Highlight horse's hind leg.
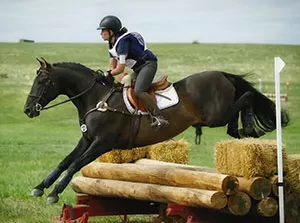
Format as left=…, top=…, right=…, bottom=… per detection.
left=30, top=137, right=91, bottom=197
left=227, top=112, right=240, bottom=138
left=227, top=91, right=255, bottom=137
left=241, top=105, right=254, bottom=135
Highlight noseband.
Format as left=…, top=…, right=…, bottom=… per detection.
left=28, top=69, right=97, bottom=111
left=28, top=70, right=54, bottom=111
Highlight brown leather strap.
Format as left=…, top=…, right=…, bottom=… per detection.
left=127, top=115, right=141, bottom=149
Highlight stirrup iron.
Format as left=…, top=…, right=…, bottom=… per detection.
left=150, top=115, right=169, bottom=128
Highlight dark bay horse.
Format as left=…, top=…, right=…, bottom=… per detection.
left=24, top=58, right=289, bottom=204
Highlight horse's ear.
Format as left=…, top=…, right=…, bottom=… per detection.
left=41, top=57, right=52, bottom=70
left=36, top=57, right=45, bottom=68
left=36, top=57, right=52, bottom=70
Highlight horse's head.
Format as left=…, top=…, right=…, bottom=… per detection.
left=24, top=57, right=59, bottom=118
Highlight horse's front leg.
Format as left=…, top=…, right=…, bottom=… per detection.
left=30, top=136, right=91, bottom=197
left=46, top=137, right=109, bottom=205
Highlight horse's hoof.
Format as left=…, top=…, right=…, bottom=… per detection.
left=46, top=195, right=59, bottom=205
left=30, top=188, right=44, bottom=197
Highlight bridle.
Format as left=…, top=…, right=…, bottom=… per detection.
left=28, top=69, right=97, bottom=111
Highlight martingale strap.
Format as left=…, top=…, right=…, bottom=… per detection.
left=80, top=87, right=138, bottom=124
left=80, top=86, right=141, bottom=149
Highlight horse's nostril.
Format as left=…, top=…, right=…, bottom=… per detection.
left=24, top=108, right=31, bottom=115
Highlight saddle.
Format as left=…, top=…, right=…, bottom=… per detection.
left=126, top=75, right=169, bottom=111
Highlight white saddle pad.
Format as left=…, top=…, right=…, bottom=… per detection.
left=123, top=84, right=179, bottom=115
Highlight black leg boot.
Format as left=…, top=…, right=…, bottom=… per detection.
left=137, top=92, right=169, bottom=129
left=241, top=108, right=254, bottom=135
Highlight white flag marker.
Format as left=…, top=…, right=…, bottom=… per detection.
left=274, top=56, right=286, bottom=223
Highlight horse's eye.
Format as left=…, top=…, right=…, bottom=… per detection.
left=37, top=75, right=48, bottom=84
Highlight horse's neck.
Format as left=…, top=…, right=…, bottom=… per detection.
left=56, top=70, right=107, bottom=112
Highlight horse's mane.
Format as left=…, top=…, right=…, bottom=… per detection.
left=53, top=62, right=118, bottom=87
left=53, top=62, right=96, bottom=77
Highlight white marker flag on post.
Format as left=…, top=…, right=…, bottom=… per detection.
left=274, top=56, right=286, bottom=223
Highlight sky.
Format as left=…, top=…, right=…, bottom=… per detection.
left=1, top=0, right=299, bottom=45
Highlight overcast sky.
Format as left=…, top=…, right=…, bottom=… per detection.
left=1, top=0, right=299, bottom=44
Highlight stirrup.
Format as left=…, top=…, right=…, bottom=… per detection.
left=150, top=115, right=169, bottom=129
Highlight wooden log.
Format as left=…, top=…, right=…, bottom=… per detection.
left=135, top=158, right=218, bottom=173
left=227, top=192, right=252, bottom=216
left=237, top=177, right=271, bottom=200
left=249, top=197, right=278, bottom=217
left=284, top=193, right=300, bottom=223
left=71, top=176, right=228, bottom=209
left=269, top=176, right=291, bottom=196
left=82, top=162, right=238, bottom=195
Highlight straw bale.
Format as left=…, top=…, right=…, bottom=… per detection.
left=146, top=139, right=189, bottom=164
left=97, top=147, right=149, bottom=163
left=214, top=138, right=288, bottom=178
left=97, top=139, right=189, bottom=164
left=285, top=154, right=300, bottom=194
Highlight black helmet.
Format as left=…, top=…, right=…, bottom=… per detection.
left=97, top=15, right=122, bottom=33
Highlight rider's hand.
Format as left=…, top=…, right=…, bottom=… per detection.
left=104, top=70, right=112, bottom=77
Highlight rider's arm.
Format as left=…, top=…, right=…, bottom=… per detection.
left=110, top=58, right=126, bottom=76
left=110, top=39, right=129, bottom=76
left=108, top=58, right=117, bottom=71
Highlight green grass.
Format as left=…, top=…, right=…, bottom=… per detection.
left=0, top=42, right=299, bottom=223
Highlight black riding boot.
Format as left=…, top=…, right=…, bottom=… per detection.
left=137, top=92, right=169, bottom=129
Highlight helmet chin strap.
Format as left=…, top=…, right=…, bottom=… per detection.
left=108, top=30, right=115, bottom=47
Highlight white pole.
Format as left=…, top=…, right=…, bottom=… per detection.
left=274, top=56, right=286, bottom=223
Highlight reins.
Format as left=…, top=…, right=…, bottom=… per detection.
left=42, top=80, right=97, bottom=110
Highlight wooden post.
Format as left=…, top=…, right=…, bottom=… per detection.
left=135, top=158, right=218, bottom=173
left=71, top=176, right=228, bottom=209
left=227, top=192, right=252, bottom=216
left=82, top=162, right=239, bottom=195
left=250, top=197, right=279, bottom=217
left=237, top=177, right=271, bottom=200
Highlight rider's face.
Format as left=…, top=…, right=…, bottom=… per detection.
left=101, top=29, right=111, bottom=41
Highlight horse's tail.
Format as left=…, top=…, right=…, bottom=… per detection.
left=223, top=72, right=289, bottom=133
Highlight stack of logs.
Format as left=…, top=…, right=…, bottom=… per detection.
left=71, top=159, right=286, bottom=220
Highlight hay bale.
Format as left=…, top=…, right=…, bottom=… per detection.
left=146, top=139, right=189, bottom=164
left=214, top=138, right=288, bottom=178
left=97, top=139, right=189, bottom=164
left=97, top=147, right=149, bottom=163
left=285, top=154, right=300, bottom=194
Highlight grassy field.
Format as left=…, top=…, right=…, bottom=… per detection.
left=0, top=42, right=299, bottom=223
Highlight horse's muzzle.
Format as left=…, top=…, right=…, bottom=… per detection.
left=24, top=106, right=40, bottom=118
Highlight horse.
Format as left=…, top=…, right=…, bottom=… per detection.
left=24, top=58, right=289, bottom=204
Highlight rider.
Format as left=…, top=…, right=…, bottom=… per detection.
left=97, top=15, right=169, bottom=128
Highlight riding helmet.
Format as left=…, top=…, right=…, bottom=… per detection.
left=97, top=15, right=122, bottom=33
